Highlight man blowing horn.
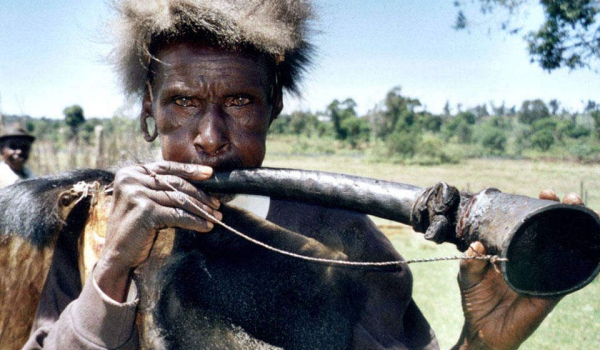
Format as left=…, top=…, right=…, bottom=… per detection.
left=19, top=1, right=567, bottom=349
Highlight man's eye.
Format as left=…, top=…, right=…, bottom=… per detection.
left=173, top=97, right=194, bottom=107
left=225, top=95, right=252, bottom=107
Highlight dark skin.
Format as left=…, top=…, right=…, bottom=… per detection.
left=95, top=40, right=567, bottom=349
left=1, top=137, right=33, bottom=175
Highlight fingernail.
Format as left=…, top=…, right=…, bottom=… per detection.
left=199, top=166, right=213, bottom=176
left=206, top=222, right=214, bottom=231
left=212, top=197, right=220, bottom=207
left=539, top=189, right=559, bottom=202
left=466, top=247, right=476, bottom=258
left=564, top=192, right=584, bottom=205
left=214, top=211, right=223, bottom=221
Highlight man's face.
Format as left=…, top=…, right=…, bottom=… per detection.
left=147, top=42, right=277, bottom=170
left=1, top=137, right=32, bottom=173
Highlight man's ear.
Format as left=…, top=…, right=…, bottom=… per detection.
left=141, top=84, right=153, bottom=124
left=140, top=84, right=159, bottom=142
left=270, top=84, right=284, bottom=125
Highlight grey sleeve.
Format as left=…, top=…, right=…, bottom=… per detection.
left=21, top=230, right=139, bottom=350
left=22, top=277, right=139, bottom=350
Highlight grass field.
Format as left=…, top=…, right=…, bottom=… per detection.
left=264, top=136, right=600, bottom=349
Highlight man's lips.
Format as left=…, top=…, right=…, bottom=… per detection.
left=191, top=152, right=243, bottom=171
left=10, top=154, right=25, bottom=162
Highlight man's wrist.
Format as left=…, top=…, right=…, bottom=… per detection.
left=451, top=326, right=491, bottom=350
left=94, top=259, right=134, bottom=303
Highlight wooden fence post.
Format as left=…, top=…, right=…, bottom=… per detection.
left=95, top=125, right=106, bottom=169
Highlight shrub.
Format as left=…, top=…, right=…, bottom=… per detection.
left=567, top=124, right=591, bottom=139
left=340, top=117, right=370, bottom=148
left=479, top=128, right=507, bottom=155
left=442, top=117, right=472, bottom=143
left=411, top=136, right=460, bottom=165
left=385, top=129, right=420, bottom=158
left=568, top=143, right=600, bottom=163
left=531, top=129, right=555, bottom=151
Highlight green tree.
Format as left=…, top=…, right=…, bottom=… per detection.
left=63, top=105, right=85, bottom=140
left=518, top=99, right=549, bottom=125
left=418, top=112, right=443, bottom=133
left=327, top=98, right=358, bottom=140
left=443, top=101, right=452, bottom=118
left=531, top=129, right=555, bottom=151
left=326, top=98, right=370, bottom=147
left=557, top=119, right=590, bottom=140
left=413, top=135, right=458, bottom=165
left=490, top=102, right=508, bottom=117
left=63, top=104, right=85, bottom=168
left=549, top=99, right=561, bottom=115
left=386, top=129, right=420, bottom=158
left=379, top=86, right=421, bottom=138
left=442, top=111, right=475, bottom=143
left=480, top=127, right=507, bottom=155
left=340, top=117, right=371, bottom=149
left=289, top=111, right=320, bottom=137
left=472, top=104, right=490, bottom=120
left=454, top=0, right=600, bottom=70
left=270, top=114, right=291, bottom=134
left=530, top=117, right=562, bottom=150
left=585, top=100, right=600, bottom=139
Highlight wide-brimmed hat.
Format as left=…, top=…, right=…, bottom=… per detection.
left=0, top=125, right=35, bottom=143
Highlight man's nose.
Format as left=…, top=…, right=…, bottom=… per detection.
left=194, top=105, right=230, bottom=155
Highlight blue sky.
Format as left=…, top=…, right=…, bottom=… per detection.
left=1, top=0, right=598, bottom=119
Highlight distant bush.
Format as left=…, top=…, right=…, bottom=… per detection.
left=479, top=127, right=507, bottom=155
left=563, top=123, right=591, bottom=139
left=340, top=117, right=370, bottom=149
left=410, top=135, right=460, bottom=165
left=418, top=113, right=443, bottom=133
left=441, top=112, right=474, bottom=143
left=569, top=143, right=600, bottom=163
left=290, top=137, right=336, bottom=155
left=531, top=129, right=555, bottom=151
left=386, top=129, right=420, bottom=158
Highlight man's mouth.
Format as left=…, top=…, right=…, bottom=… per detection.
left=192, top=153, right=243, bottom=172
left=10, top=154, right=25, bottom=163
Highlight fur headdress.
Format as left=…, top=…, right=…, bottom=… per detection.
left=110, top=0, right=314, bottom=97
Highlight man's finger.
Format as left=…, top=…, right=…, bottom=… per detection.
left=142, top=161, right=213, bottom=181
left=154, top=206, right=216, bottom=233
left=150, top=190, right=223, bottom=223
left=139, top=174, right=220, bottom=209
left=539, top=189, right=559, bottom=202
left=458, top=241, right=489, bottom=289
left=562, top=192, right=583, bottom=205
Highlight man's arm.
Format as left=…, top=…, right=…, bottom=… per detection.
left=23, top=276, right=139, bottom=350
left=22, top=162, right=219, bottom=349
left=22, top=222, right=139, bottom=350
left=335, top=213, right=440, bottom=350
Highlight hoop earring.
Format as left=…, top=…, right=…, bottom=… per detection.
left=141, top=114, right=158, bottom=142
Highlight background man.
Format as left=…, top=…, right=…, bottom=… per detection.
left=0, top=125, right=35, bottom=188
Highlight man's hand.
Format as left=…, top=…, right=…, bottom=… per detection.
left=94, top=161, right=222, bottom=302
left=453, top=189, right=581, bottom=350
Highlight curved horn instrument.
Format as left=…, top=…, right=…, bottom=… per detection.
left=193, top=167, right=600, bottom=297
